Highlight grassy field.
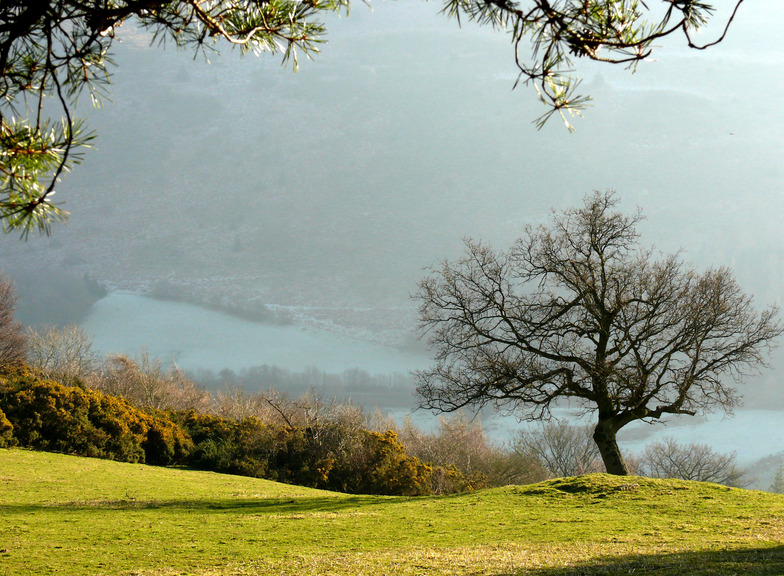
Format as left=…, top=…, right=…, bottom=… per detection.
left=1, top=449, right=784, bottom=576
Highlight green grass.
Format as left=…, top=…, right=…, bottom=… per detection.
left=1, top=449, right=784, bottom=575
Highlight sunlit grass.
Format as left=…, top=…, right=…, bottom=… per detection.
left=2, top=448, right=783, bottom=575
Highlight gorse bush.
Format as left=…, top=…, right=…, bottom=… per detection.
left=141, top=409, right=195, bottom=466
left=346, top=430, right=432, bottom=496
left=0, top=364, right=191, bottom=465
left=177, top=411, right=271, bottom=478
left=0, top=367, right=436, bottom=495
left=0, top=406, right=15, bottom=448
left=175, top=411, right=432, bottom=495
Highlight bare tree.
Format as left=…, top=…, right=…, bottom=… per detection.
left=398, top=413, right=545, bottom=490
left=400, top=413, right=493, bottom=477
left=95, top=351, right=212, bottom=412
left=214, top=383, right=273, bottom=421
left=415, top=191, right=782, bottom=475
left=0, top=275, right=25, bottom=365
left=26, top=325, right=99, bottom=383
left=639, top=437, right=749, bottom=487
left=512, top=422, right=602, bottom=478
left=770, top=464, right=784, bottom=494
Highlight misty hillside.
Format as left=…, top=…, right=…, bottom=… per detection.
left=3, top=0, right=784, bottom=332
left=1, top=0, right=783, bottom=473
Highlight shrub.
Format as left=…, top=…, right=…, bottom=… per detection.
left=0, top=364, right=191, bottom=465
left=141, top=410, right=193, bottom=466
left=0, top=406, right=15, bottom=448
left=429, top=464, right=486, bottom=495
left=639, top=437, right=749, bottom=487
left=327, top=430, right=432, bottom=496
left=176, top=411, right=270, bottom=477
left=398, top=414, right=516, bottom=491
left=356, top=430, right=432, bottom=496
left=176, top=410, right=435, bottom=495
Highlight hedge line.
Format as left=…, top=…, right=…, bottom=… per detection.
left=0, top=364, right=470, bottom=496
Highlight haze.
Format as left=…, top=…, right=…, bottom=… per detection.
left=1, top=0, right=782, bottom=474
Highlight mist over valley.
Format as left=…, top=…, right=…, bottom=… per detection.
left=2, top=0, right=783, bottom=484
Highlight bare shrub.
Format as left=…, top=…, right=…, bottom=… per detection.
left=26, top=324, right=99, bottom=383
left=639, top=437, right=749, bottom=487
left=398, top=413, right=545, bottom=491
left=93, top=351, right=212, bottom=412
left=214, top=383, right=272, bottom=421
left=512, top=421, right=603, bottom=478
left=400, top=415, right=485, bottom=471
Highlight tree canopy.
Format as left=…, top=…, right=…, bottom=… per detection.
left=1, top=0, right=348, bottom=235
left=1, top=0, right=744, bottom=234
left=444, top=0, right=745, bottom=128
left=415, top=191, right=781, bottom=475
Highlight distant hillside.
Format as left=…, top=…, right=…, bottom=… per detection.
left=2, top=0, right=784, bottom=343
left=2, top=449, right=783, bottom=575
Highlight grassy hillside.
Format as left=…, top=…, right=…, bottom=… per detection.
left=1, top=449, right=783, bottom=575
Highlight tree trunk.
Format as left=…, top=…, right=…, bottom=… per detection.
left=593, top=419, right=629, bottom=475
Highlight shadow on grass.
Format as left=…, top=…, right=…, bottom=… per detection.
left=0, top=494, right=391, bottom=515
left=498, top=545, right=784, bottom=576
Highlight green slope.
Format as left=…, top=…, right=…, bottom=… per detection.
left=1, top=448, right=783, bottom=575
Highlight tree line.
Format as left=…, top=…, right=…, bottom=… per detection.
left=0, top=317, right=760, bottom=493
left=1, top=191, right=781, bottom=490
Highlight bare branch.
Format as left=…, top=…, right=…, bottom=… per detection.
left=415, top=191, right=782, bottom=475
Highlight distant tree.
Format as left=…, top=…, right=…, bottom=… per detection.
left=1, top=1, right=744, bottom=233
left=512, top=422, right=601, bottom=478
left=94, top=351, right=212, bottom=412
left=399, top=414, right=495, bottom=491
left=0, top=275, right=25, bottom=365
left=415, top=191, right=782, bottom=476
left=639, top=437, right=748, bottom=487
left=26, top=325, right=100, bottom=384
left=770, top=464, right=784, bottom=494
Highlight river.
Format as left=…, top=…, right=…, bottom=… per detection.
left=81, top=291, right=782, bottom=485
left=81, top=291, right=431, bottom=374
